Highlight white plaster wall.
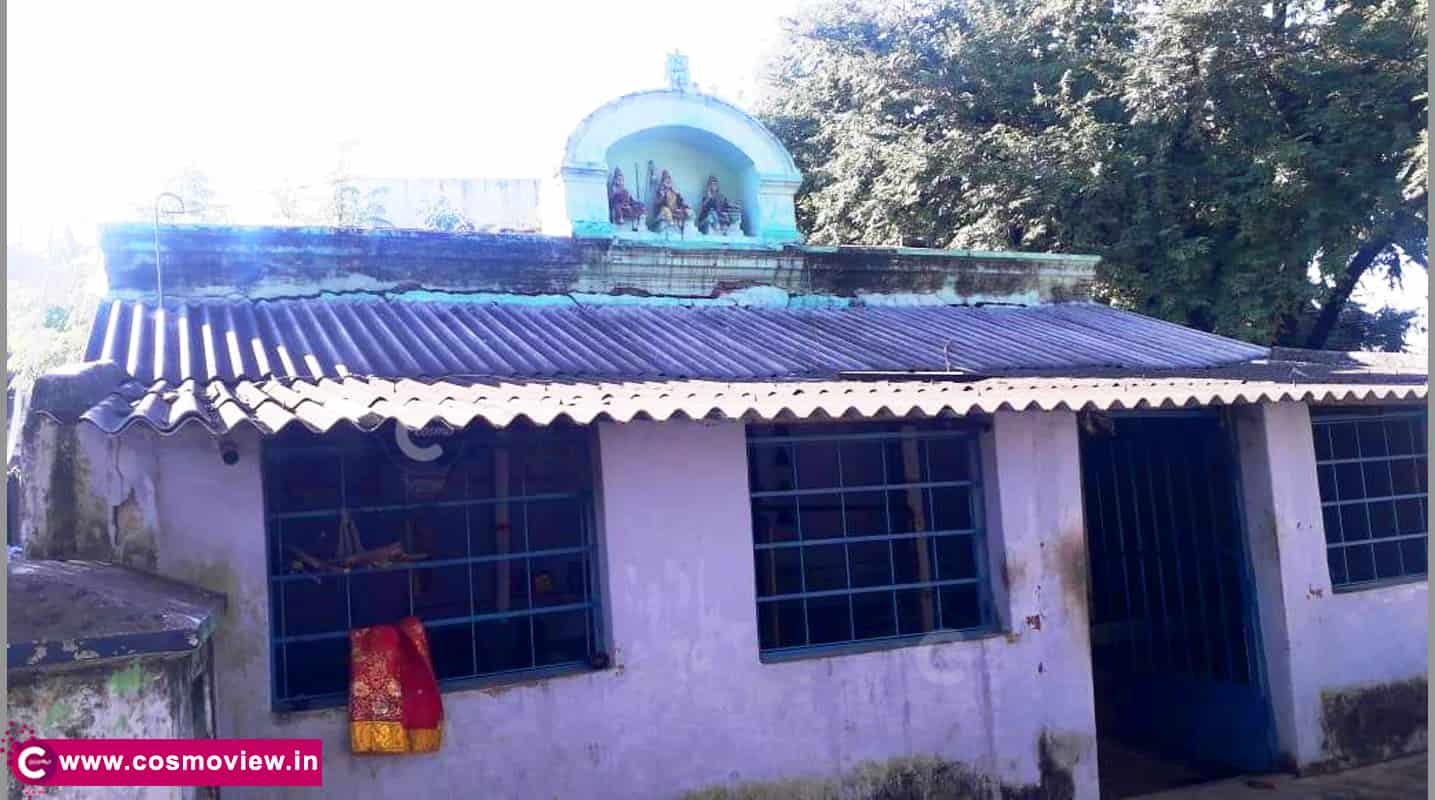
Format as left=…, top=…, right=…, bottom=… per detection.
left=1236, top=402, right=1429, bottom=768
left=982, top=411, right=1099, bottom=793
left=124, top=414, right=1096, bottom=799
left=81, top=424, right=274, bottom=769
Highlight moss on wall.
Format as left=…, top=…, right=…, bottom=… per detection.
left=20, top=416, right=162, bottom=570
left=680, top=735, right=1081, bottom=800
left=1317, top=676, right=1428, bottom=770
left=105, top=663, right=145, bottom=698
left=23, top=417, right=111, bottom=561
left=682, top=756, right=997, bottom=800
left=8, top=654, right=204, bottom=800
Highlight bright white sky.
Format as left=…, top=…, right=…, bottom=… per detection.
left=6, top=0, right=799, bottom=244
left=5, top=0, right=1425, bottom=342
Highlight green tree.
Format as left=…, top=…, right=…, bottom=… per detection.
left=131, top=167, right=231, bottom=223
left=6, top=235, right=104, bottom=391
left=761, top=0, right=1427, bottom=350
left=273, top=144, right=392, bottom=228
left=421, top=195, right=477, bottom=233
left=11, top=167, right=229, bottom=391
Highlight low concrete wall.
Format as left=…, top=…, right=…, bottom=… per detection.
left=69, top=412, right=1099, bottom=799
left=100, top=223, right=1096, bottom=306
left=1236, top=402, right=1428, bottom=771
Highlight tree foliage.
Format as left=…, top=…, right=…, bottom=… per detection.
left=761, top=0, right=1427, bottom=349
left=6, top=233, right=104, bottom=391
left=125, top=167, right=232, bottom=224
left=273, top=144, right=392, bottom=228
left=11, top=167, right=229, bottom=392
left=420, top=195, right=478, bottom=233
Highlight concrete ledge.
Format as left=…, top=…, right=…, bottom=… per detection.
left=102, top=223, right=1097, bottom=305
left=9, top=559, right=226, bottom=671
left=29, top=360, right=130, bottom=423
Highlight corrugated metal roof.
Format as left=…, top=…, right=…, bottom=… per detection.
left=85, top=298, right=1269, bottom=385
left=70, top=354, right=1426, bottom=436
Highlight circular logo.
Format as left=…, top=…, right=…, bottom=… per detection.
left=11, top=739, right=56, bottom=785
left=394, top=425, right=445, bottom=462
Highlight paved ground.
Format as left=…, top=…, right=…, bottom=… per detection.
left=1097, top=738, right=1225, bottom=798
left=1133, top=754, right=1427, bottom=800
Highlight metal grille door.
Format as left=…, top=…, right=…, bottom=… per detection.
left=1081, top=413, right=1275, bottom=773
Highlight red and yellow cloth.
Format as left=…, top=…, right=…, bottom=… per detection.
left=349, top=616, right=444, bottom=754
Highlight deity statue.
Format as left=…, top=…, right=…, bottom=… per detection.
left=696, top=174, right=743, bottom=235
left=648, top=169, right=690, bottom=233
left=608, top=168, right=644, bottom=229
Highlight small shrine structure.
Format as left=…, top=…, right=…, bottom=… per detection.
left=559, top=53, right=804, bottom=243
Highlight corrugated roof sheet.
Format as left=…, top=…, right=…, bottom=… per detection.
left=71, top=354, right=1426, bottom=436
left=85, top=298, right=1269, bottom=384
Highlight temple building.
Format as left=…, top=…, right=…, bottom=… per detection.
left=14, top=59, right=1428, bottom=799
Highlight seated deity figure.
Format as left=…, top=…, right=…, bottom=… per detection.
left=648, top=169, right=690, bottom=233
left=608, top=168, right=645, bottom=229
left=696, top=174, right=743, bottom=235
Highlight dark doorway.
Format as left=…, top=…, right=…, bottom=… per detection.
left=1079, top=412, right=1276, bottom=798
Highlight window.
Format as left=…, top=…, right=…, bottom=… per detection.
left=1312, top=407, right=1427, bottom=590
left=263, top=424, right=601, bottom=710
left=746, top=420, right=994, bottom=657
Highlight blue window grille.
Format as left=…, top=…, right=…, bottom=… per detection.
left=1312, top=407, right=1428, bottom=591
left=262, top=424, right=601, bottom=711
left=746, top=420, right=994, bottom=658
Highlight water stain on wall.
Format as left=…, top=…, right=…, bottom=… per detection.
left=1318, top=676, right=1427, bottom=770
left=680, top=730, right=1084, bottom=800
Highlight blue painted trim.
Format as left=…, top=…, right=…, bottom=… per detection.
left=750, top=478, right=976, bottom=499
left=1217, top=407, right=1283, bottom=771
left=272, top=660, right=598, bottom=713
left=755, top=527, right=979, bottom=550
left=747, top=421, right=996, bottom=655
left=1310, top=407, right=1427, bottom=423
left=8, top=624, right=217, bottom=670
left=1312, top=407, right=1428, bottom=589
left=266, top=491, right=586, bottom=521
left=759, top=627, right=1001, bottom=664
left=272, top=602, right=595, bottom=646
left=262, top=427, right=604, bottom=709
left=1331, top=574, right=1428, bottom=594
left=269, top=546, right=591, bottom=583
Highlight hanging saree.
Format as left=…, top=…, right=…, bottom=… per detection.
left=349, top=616, right=444, bottom=754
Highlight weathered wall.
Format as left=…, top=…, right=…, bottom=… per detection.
left=20, top=414, right=164, bottom=570
left=7, top=651, right=211, bottom=800
left=100, top=223, right=1097, bottom=306
left=1235, top=402, right=1428, bottom=771
left=96, top=412, right=1098, bottom=799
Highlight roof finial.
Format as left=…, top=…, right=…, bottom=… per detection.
left=666, top=51, right=691, bottom=92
